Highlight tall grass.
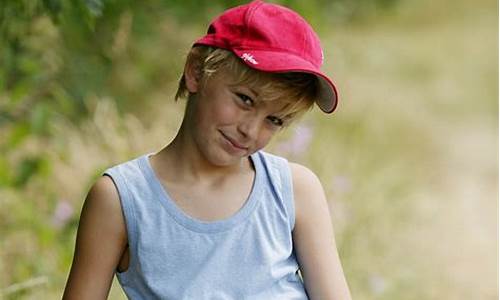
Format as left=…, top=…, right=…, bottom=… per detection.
left=1, top=0, right=497, bottom=298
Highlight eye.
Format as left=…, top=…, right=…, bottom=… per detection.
left=267, top=116, right=284, bottom=127
left=236, top=93, right=254, bottom=106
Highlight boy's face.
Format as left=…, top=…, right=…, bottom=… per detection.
left=185, top=69, right=290, bottom=166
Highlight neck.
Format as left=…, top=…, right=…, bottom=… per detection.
left=154, top=123, right=252, bottom=185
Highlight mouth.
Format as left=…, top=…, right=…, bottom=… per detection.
left=219, top=131, right=248, bottom=151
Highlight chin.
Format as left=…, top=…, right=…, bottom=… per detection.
left=209, top=148, right=249, bottom=167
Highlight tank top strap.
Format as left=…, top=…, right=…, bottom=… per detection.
left=102, top=158, right=141, bottom=242
left=257, top=151, right=295, bottom=231
left=101, top=153, right=154, bottom=280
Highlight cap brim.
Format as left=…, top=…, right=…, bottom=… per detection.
left=230, top=47, right=339, bottom=113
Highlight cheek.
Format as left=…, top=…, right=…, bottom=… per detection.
left=193, top=98, right=235, bottom=127
left=211, top=101, right=241, bottom=125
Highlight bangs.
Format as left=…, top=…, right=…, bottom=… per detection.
left=178, top=46, right=317, bottom=121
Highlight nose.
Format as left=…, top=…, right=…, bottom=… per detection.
left=237, top=115, right=261, bottom=140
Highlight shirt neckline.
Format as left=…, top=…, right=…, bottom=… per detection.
left=138, top=151, right=263, bottom=233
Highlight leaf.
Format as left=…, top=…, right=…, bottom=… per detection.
left=30, top=102, right=51, bottom=135
left=7, top=122, right=30, bottom=148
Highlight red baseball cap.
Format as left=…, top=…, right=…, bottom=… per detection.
left=194, top=0, right=339, bottom=114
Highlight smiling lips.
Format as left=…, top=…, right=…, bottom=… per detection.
left=220, top=131, right=248, bottom=151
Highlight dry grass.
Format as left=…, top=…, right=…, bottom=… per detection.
left=300, top=0, right=498, bottom=298
left=0, top=0, right=497, bottom=299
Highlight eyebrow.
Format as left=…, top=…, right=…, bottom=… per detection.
left=239, top=86, right=259, bottom=99
left=248, top=87, right=259, bottom=97
left=232, top=84, right=259, bottom=98
left=233, top=85, right=293, bottom=119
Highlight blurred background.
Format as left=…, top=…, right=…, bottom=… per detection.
left=0, top=0, right=497, bottom=299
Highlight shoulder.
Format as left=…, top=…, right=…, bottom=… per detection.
left=288, top=162, right=329, bottom=224
left=86, top=175, right=121, bottom=211
left=89, top=175, right=118, bottom=197
left=62, top=176, right=127, bottom=299
left=289, top=162, right=324, bottom=198
left=288, top=162, right=352, bottom=299
left=258, top=151, right=325, bottom=201
left=81, top=175, right=126, bottom=237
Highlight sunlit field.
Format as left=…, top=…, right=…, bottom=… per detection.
left=0, top=0, right=497, bottom=299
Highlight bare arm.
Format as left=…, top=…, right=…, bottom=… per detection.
left=290, top=163, right=352, bottom=300
left=62, top=175, right=128, bottom=300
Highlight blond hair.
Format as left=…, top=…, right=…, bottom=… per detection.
left=175, top=46, right=317, bottom=122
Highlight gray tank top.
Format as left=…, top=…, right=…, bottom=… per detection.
left=103, top=150, right=308, bottom=299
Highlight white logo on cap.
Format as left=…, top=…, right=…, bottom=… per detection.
left=241, top=53, right=258, bottom=65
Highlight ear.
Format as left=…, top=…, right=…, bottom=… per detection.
left=184, top=49, right=204, bottom=93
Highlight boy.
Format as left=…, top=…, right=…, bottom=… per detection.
left=63, top=1, right=352, bottom=299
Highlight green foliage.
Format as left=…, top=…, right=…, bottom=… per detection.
left=11, top=1, right=483, bottom=299
left=0, top=0, right=402, bottom=189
